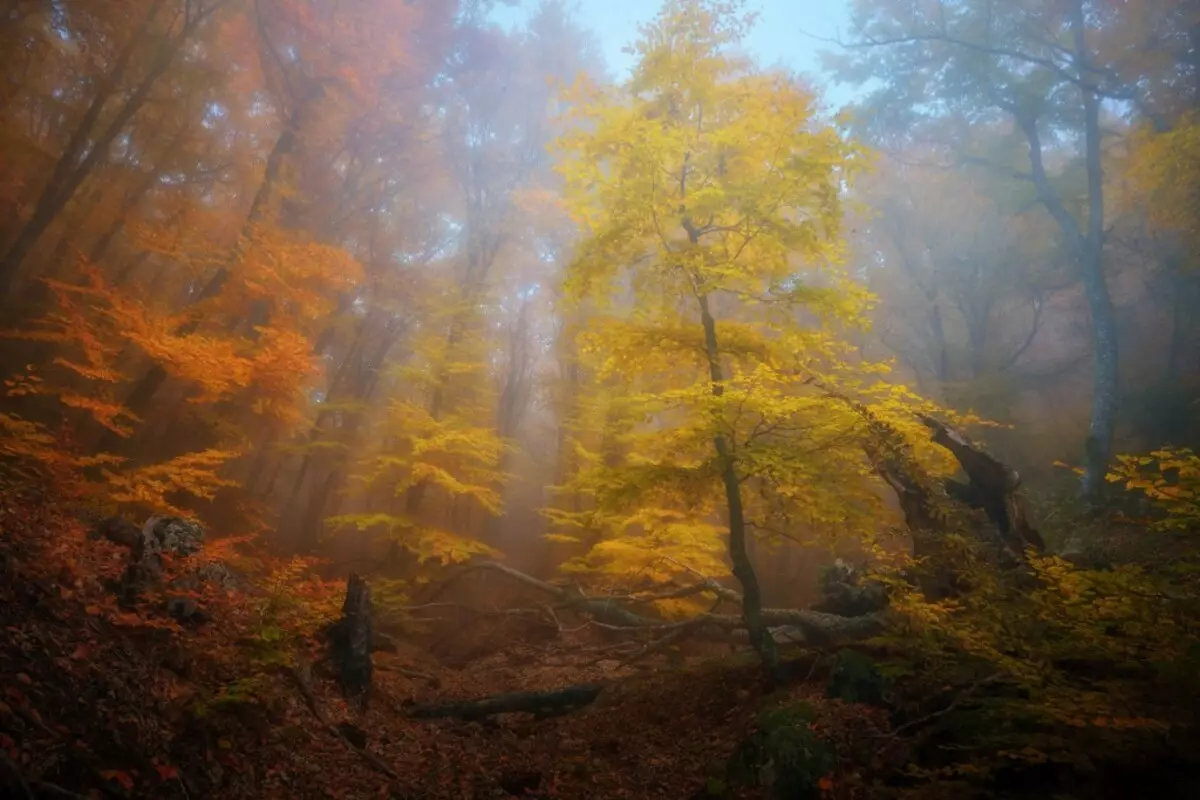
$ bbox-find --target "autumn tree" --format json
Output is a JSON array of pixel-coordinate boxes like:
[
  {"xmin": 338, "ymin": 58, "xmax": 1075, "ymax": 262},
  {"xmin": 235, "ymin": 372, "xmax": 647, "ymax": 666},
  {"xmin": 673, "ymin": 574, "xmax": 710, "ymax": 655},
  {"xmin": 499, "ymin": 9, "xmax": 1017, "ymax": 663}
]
[
  {"xmin": 851, "ymin": 142, "xmax": 1079, "ymax": 420},
  {"xmin": 0, "ymin": 0, "xmax": 233, "ymax": 300},
  {"xmin": 553, "ymin": 0, "xmax": 946, "ymax": 675},
  {"xmin": 827, "ymin": 0, "xmax": 1136, "ymax": 504},
  {"xmin": 322, "ymin": 4, "xmax": 602, "ymax": 570}
]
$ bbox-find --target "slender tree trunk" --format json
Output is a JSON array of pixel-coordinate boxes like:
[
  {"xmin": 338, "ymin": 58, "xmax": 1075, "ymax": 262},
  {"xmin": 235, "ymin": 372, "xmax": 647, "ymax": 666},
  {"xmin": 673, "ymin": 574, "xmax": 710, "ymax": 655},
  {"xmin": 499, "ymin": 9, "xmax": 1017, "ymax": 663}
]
[
  {"xmin": 697, "ymin": 290, "xmax": 780, "ymax": 680},
  {"xmin": 0, "ymin": 0, "xmax": 213, "ymax": 300},
  {"xmin": 1017, "ymin": 95, "xmax": 1117, "ymax": 507},
  {"xmin": 90, "ymin": 126, "xmax": 190, "ymax": 265},
  {"xmin": 929, "ymin": 300, "xmax": 949, "ymax": 385},
  {"xmin": 1070, "ymin": 1, "xmax": 1119, "ymax": 504}
]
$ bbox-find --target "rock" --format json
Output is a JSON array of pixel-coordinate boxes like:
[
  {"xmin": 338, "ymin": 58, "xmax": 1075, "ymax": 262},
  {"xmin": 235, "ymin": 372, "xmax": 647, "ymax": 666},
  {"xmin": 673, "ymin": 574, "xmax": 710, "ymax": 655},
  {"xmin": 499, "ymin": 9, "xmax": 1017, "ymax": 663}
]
[
  {"xmin": 813, "ymin": 559, "xmax": 889, "ymax": 617},
  {"xmin": 117, "ymin": 516, "xmax": 205, "ymax": 606},
  {"xmin": 171, "ymin": 560, "xmax": 244, "ymax": 593},
  {"xmin": 119, "ymin": 559, "xmax": 163, "ymax": 607},
  {"xmin": 144, "ymin": 516, "xmax": 205, "ymax": 556}
]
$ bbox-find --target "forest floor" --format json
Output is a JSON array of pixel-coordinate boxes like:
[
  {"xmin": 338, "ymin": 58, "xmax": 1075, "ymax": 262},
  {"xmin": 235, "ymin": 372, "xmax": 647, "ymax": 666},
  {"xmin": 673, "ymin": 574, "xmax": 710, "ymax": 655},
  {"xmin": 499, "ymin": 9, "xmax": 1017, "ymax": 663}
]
[{"xmin": 0, "ymin": 485, "xmax": 876, "ymax": 800}]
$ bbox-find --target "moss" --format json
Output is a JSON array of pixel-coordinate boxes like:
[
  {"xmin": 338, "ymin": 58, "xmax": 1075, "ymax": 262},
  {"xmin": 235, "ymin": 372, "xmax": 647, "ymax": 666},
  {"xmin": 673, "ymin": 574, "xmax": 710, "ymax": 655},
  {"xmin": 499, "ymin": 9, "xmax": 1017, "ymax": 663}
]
[
  {"xmin": 727, "ymin": 702, "xmax": 836, "ymax": 799},
  {"xmin": 826, "ymin": 649, "xmax": 887, "ymax": 707}
]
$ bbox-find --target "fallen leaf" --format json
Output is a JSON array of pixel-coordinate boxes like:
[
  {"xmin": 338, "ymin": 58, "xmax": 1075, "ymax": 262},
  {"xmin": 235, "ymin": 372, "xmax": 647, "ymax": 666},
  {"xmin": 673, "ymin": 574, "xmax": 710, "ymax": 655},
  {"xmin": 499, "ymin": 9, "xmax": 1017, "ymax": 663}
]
[
  {"xmin": 101, "ymin": 770, "xmax": 135, "ymax": 790},
  {"xmin": 155, "ymin": 764, "xmax": 180, "ymax": 781}
]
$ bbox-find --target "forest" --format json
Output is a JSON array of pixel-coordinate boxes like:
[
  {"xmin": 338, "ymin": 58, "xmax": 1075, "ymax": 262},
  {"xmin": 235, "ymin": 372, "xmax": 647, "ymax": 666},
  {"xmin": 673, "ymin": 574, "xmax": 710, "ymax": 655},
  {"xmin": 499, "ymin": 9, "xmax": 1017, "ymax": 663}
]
[{"xmin": 0, "ymin": 0, "xmax": 1198, "ymax": 797}]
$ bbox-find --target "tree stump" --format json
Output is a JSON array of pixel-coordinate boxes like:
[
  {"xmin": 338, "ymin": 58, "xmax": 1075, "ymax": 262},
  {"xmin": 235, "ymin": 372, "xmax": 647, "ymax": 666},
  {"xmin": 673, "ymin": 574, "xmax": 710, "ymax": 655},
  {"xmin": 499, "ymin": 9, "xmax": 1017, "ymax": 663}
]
[{"xmin": 329, "ymin": 573, "xmax": 374, "ymax": 710}]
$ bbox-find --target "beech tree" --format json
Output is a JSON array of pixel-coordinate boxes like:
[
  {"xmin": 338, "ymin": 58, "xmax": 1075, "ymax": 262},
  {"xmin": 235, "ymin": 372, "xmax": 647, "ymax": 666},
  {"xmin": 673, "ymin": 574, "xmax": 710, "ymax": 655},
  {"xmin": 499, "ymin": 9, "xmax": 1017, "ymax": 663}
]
[
  {"xmin": 853, "ymin": 143, "xmax": 1077, "ymax": 415},
  {"xmin": 827, "ymin": 0, "xmax": 1131, "ymax": 503},
  {"xmin": 552, "ymin": 0, "xmax": 948, "ymax": 674}
]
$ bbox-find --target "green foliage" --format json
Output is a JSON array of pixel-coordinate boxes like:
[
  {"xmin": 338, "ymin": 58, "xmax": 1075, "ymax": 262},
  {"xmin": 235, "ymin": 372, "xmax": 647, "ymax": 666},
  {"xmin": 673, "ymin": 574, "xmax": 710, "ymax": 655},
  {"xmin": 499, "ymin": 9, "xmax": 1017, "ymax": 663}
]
[
  {"xmin": 826, "ymin": 649, "xmax": 887, "ymax": 707},
  {"xmin": 727, "ymin": 701, "xmax": 836, "ymax": 799},
  {"xmin": 241, "ymin": 557, "xmax": 342, "ymax": 669},
  {"xmin": 191, "ymin": 675, "xmax": 270, "ymax": 720}
]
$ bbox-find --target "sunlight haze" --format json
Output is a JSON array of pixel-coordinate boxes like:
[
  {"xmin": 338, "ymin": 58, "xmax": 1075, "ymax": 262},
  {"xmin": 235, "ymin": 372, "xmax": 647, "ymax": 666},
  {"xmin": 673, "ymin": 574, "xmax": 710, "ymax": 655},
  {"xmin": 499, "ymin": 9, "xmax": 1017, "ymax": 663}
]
[
  {"xmin": 493, "ymin": 0, "xmax": 853, "ymax": 99},
  {"xmin": 1, "ymin": 0, "xmax": 1197, "ymax": 796}
]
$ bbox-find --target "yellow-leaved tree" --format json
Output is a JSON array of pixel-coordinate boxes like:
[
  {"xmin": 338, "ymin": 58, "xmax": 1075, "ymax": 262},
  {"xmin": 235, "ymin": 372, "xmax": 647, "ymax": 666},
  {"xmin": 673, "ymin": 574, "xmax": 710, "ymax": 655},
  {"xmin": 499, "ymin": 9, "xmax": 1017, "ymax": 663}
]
[
  {"xmin": 551, "ymin": 0, "xmax": 949, "ymax": 673},
  {"xmin": 327, "ymin": 276, "xmax": 506, "ymax": 573}
]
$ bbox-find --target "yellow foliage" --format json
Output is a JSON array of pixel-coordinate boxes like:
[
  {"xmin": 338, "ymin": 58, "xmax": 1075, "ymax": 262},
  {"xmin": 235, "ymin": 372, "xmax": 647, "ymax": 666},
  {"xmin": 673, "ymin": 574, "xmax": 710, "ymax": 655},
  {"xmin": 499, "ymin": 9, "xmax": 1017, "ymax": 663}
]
[
  {"xmin": 545, "ymin": 0, "xmax": 948, "ymax": 586},
  {"xmin": 1124, "ymin": 113, "xmax": 1200, "ymax": 256},
  {"xmin": 1108, "ymin": 448, "xmax": 1200, "ymax": 531},
  {"xmin": 325, "ymin": 513, "xmax": 500, "ymax": 566},
  {"xmin": 103, "ymin": 450, "xmax": 241, "ymax": 518}
]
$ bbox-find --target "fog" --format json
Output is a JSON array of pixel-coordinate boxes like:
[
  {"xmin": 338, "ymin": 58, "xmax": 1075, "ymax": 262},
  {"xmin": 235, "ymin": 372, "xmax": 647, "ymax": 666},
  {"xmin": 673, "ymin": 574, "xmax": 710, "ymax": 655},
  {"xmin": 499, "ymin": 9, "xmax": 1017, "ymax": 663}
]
[
  {"xmin": 1, "ymin": 1, "xmax": 1198, "ymax": 795},
  {"xmin": 2, "ymin": 0, "xmax": 1197, "ymax": 604}
]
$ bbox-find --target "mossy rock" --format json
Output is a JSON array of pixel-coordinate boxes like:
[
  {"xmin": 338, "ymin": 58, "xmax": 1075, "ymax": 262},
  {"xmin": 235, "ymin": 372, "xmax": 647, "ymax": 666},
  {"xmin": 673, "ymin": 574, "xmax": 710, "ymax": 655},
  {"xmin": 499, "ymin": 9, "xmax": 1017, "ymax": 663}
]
[
  {"xmin": 826, "ymin": 649, "xmax": 887, "ymax": 707},
  {"xmin": 726, "ymin": 702, "xmax": 835, "ymax": 799}
]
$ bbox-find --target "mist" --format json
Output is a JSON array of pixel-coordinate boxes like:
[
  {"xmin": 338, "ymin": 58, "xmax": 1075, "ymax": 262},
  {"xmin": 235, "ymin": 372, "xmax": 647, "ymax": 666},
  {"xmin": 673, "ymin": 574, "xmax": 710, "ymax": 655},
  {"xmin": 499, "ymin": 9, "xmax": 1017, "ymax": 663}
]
[{"xmin": 1, "ymin": 1, "xmax": 1198, "ymax": 798}]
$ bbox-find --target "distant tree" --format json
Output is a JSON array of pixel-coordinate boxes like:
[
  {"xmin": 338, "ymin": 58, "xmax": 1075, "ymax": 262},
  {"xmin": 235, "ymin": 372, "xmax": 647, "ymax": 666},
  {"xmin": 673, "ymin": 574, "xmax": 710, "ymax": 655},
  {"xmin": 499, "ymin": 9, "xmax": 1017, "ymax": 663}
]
[
  {"xmin": 827, "ymin": 0, "xmax": 1131, "ymax": 503},
  {"xmin": 853, "ymin": 143, "xmax": 1078, "ymax": 416}
]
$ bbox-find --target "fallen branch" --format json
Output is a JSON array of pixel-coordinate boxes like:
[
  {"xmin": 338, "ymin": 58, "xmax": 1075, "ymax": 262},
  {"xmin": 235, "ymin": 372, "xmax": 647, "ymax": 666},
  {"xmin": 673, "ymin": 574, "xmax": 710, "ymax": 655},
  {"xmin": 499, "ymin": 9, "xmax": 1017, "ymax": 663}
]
[
  {"xmin": 405, "ymin": 684, "xmax": 603, "ymax": 721},
  {"xmin": 391, "ymin": 664, "xmax": 439, "ymax": 685},
  {"xmin": 428, "ymin": 561, "xmax": 887, "ymax": 647},
  {"xmin": 615, "ymin": 617, "xmax": 707, "ymax": 667},
  {"xmin": 30, "ymin": 781, "xmax": 90, "ymax": 800},
  {"xmin": 285, "ymin": 664, "xmax": 401, "ymax": 781}
]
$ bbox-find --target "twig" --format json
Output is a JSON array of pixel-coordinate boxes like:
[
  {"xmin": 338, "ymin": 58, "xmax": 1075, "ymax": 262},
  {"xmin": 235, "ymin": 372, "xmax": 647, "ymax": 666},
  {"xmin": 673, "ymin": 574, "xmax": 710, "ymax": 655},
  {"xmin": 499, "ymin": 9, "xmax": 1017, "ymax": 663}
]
[
  {"xmin": 284, "ymin": 664, "xmax": 401, "ymax": 781},
  {"xmin": 392, "ymin": 665, "xmax": 438, "ymax": 684},
  {"xmin": 541, "ymin": 604, "xmax": 563, "ymax": 634},
  {"xmin": 30, "ymin": 781, "xmax": 90, "ymax": 800},
  {"xmin": 884, "ymin": 674, "xmax": 1002, "ymax": 740}
]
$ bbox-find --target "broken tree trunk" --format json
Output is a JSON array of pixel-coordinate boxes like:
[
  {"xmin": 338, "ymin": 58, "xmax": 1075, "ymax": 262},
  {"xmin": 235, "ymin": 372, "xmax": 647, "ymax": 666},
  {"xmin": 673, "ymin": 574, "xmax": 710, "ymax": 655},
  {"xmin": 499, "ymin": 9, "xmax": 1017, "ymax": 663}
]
[
  {"xmin": 405, "ymin": 684, "xmax": 603, "ymax": 721},
  {"xmin": 328, "ymin": 573, "xmax": 373, "ymax": 709},
  {"xmin": 918, "ymin": 414, "xmax": 1045, "ymax": 559}
]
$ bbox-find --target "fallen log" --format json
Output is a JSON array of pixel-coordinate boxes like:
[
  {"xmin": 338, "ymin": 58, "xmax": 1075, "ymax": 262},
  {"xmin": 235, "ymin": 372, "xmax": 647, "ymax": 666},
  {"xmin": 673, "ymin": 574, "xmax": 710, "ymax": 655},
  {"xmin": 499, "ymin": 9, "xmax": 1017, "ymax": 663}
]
[
  {"xmin": 422, "ymin": 560, "xmax": 888, "ymax": 648},
  {"xmin": 405, "ymin": 684, "xmax": 603, "ymax": 721}
]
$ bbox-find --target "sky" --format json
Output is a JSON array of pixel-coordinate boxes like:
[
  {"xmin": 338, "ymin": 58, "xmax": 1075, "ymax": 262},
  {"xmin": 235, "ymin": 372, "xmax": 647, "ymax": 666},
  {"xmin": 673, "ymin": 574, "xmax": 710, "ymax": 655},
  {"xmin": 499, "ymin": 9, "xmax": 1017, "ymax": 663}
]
[{"xmin": 491, "ymin": 0, "xmax": 858, "ymax": 107}]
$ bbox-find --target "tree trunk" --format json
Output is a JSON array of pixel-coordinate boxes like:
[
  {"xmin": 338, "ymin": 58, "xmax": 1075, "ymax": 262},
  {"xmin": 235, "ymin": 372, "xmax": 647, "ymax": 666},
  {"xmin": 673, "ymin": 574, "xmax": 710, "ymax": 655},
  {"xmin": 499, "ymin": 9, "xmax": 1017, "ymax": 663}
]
[
  {"xmin": 328, "ymin": 574, "xmax": 373, "ymax": 710},
  {"xmin": 0, "ymin": 0, "xmax": 208, "ymax": 300},
  {"xmin": 697, "ymin": 291, "xmax": 780, "ymax": 681},
  {"xmin": 405, "ymin": 684, "xmax": 602, "ymax": 721},
  {"xmin": 1003, "ymin": 2, "xmax": 1118, "ymax": 508},
  {"xmin": 1017, "ymin": 103, "xmax": 1117, "ymax": 508}
]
